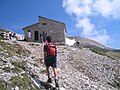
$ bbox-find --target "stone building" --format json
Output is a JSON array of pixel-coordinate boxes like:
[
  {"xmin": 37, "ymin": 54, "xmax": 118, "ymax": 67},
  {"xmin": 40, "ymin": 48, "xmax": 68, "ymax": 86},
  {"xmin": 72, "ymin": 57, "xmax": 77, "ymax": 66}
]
[{"xmin": 23, "ymin": 16, "xmax": 67, "ymax": 44}]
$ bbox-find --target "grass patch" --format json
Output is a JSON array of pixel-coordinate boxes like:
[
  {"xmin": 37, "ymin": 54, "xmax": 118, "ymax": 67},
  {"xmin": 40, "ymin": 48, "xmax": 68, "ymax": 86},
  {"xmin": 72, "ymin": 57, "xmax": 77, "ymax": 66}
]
[
  {"xmin": 2, "ymin": 67, "xmax": 11, "ymax": 72},
  {"xmin": 3, "ymin": 66, "xmax": 22, "ymax": 73},
  {"xmin": 9, "ymin": 74, "xmax": 44, "ymax": 90},
  {"xmin": 3, "ymin": 65, "xmax": 22, "ymax": 74},
  {"xmin": 90, "ymin": 48, "xmax": 115, "ymax": 60},
  {"xmin": 106, "ymin": 50, "xmax": 120, "ymax": 60},
  {"xmin": 0, "ymin": 80, "xmax": 7, "ymax": 90},
  {"xmin": 0, "ymin": 28, "xmax": 10, "ymax": 33},
  {"xmin": 112, "ymin": 49, "xmax": 120, "ymax": 53},
  {"xmin": 107, "ymin": 53, "xmax": 120, "ymax": 60},
  {"xmin": 0, "ymin": 38, "xmax": 30, "ymax": 57},
  {"xmin": 88, "ymin": 46, "xmax": 120, "ymax": 60},
  {"xmin": 10, "ymin": 75, "xmax": 30, "ymax": 89},
  {"xmin": 11, "ymin": 67, "xmax": 22, "ymax": 73},
  {"xmin": 11, "ymin": 61, "xmax": 28, "ymax": 71}
]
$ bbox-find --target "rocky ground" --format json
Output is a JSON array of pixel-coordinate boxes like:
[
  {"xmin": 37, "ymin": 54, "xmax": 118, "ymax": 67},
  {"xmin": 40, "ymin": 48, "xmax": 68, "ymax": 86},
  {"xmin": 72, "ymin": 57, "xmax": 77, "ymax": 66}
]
[{"xmin": 0, "ymin": 39, "xmax": 120, "ymax": 90}]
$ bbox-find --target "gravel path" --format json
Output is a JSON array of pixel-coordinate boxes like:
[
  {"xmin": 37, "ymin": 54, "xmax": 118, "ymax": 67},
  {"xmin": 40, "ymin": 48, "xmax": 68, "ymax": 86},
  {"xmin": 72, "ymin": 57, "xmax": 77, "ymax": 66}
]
[{"xmin": 16, "ymin": 41, "xmax": 120, "ymax": 90}]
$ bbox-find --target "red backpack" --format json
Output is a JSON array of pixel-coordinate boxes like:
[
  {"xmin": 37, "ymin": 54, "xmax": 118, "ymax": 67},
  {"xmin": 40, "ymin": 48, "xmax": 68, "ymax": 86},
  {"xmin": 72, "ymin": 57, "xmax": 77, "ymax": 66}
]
[{"xmin": 46, "ymin": 42, "xmax": 56, "ymax": 56}]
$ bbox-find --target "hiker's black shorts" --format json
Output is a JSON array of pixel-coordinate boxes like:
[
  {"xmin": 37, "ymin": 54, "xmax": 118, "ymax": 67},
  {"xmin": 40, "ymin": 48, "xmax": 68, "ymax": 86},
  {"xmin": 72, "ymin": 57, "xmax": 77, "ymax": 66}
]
[{"xmin": 45, "ymin": 56, "xmax": 57, "ymax": 68}]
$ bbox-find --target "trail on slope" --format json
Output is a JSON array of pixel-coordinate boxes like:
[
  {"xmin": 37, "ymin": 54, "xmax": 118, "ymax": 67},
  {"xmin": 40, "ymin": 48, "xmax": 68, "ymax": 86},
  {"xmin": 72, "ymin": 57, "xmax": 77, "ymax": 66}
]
[{"xmin": 18, "ymin": 41, "xmax": 119, "ymax": 90}]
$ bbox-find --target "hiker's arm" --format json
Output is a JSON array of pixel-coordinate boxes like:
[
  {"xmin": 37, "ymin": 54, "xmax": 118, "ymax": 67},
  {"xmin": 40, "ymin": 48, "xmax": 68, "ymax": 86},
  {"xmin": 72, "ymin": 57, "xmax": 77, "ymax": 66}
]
[
  {"xmin": 44, "ymin": 51, "xmax": 47, "ymax": 59},
  {"xmin": 44, "ymin": 45, "xmax": 47, "ymax": 65},
  {"xmin": 44, "ymin": 51, "xmax": 46, "ymax": 63},
  {"xmin": 55, "ymin": 46, "xmax": 57, "ymax": 57}
]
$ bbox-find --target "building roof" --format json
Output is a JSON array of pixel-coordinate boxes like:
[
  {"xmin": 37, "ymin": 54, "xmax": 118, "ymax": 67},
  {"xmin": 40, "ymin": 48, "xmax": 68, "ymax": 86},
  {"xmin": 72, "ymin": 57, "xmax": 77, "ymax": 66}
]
[
  {"xmin": 23, "ymin": 23, "xmax": 39, "ymax": 30},
  {"xmin": 23, "ymin": 16, "xmax": 67, "ymax": 32},
  {"xmin": 39, "ymin": 16, "xmax": 65, "ymax": 25}
]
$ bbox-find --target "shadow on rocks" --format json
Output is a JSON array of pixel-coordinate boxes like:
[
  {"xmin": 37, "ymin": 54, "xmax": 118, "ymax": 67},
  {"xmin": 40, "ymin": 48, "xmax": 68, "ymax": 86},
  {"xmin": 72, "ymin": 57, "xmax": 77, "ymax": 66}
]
[{"xmin": 33, "ymin": 77, "xmax": 56, "ymax": 90}]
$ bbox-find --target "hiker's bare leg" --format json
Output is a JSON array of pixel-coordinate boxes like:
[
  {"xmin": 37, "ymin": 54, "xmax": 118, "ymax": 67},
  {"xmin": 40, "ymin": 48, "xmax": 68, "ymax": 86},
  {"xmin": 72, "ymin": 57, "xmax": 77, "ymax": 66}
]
[
  {"xmin": 53, "ymin": 67, "xmax": 58, "ymax": 79},
  {"xmin": 46, "ymin": 67, "xmax": 52, "ymax": 83},
  {"xmin": 53, "ymin": 67, "xmax": 59, "ymax": 87},
  {"xmin": 46, "ymin": 67, "xmax": 50, "ymax": 78}
]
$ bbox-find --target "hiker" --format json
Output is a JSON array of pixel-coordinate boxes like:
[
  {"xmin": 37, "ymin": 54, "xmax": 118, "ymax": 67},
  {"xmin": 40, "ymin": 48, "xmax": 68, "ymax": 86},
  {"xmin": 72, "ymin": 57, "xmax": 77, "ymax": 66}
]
[
  {"xmin": 40, "ymin": 33, "xmax": 43, "ymax": 43},
  {"xmin": 44, "ymin": 36, "xmax": 59, "ymax": 88},
  {"xmin": 9, "ymin": 32, "xmax": 12, "ymax": 39},
  {"xmin": 76, "ymin": 40, "xmax": 80, "ymax": 47},
  {"xmin": 43, "ymin": 31, "xmax": 47, "ymax": 43},
  {"xmin": 12, "ymin": 33, "xmax": 18, "ymax": 40},
  {"xmin": 27, "ymin": 30, "xmax": 31, "ymax": 42}
]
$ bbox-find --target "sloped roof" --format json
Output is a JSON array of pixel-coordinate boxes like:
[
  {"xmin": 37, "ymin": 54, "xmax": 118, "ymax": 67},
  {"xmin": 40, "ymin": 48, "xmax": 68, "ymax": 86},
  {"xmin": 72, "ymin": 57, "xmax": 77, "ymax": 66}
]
[
  {"xmin": 23, "ymin": 23, "xmax": 39, "ymax": 30},
  {"xmin": 23, "ymin": 16, "xmax": 67, "ymax": 32},
  {"xmin": 39, "ymin": 16, "xmax": 65, "ymax": 24}
]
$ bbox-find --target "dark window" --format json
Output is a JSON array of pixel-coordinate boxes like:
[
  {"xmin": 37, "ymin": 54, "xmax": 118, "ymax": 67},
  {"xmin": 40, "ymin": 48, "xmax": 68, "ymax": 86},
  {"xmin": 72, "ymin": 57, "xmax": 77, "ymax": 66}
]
[
  {"xmin": 42, "ymin": 23, "xmax": 47, "ymax": 25},
  {"xmin": 34, "ymin": 31, "xmax": 39, "ymax": 41}
]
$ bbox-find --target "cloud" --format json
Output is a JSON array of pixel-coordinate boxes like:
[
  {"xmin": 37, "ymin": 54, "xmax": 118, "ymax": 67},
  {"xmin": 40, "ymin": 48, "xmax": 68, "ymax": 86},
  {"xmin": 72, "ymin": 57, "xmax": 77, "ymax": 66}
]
[
  {"xmin": 63, "ymin": 0, "xmax": 120, "ymax": 18},
  {"xmin": 62, "ymin": 0, "xmax": 93, "ymax": 17},
  {"xmin": 76, "ymin": 18, "xmax": 96, "ymax": 37},
  {"xmin": 76, "ymin": 18, "xmax": 110, "ymax": 45},
  {"xmin": 93, "ymin": 0, "xmax": 120, "ymax": 18},
  {"xmin": 62, "ymin": 0, "xmax": 120, "ymax": 45}
]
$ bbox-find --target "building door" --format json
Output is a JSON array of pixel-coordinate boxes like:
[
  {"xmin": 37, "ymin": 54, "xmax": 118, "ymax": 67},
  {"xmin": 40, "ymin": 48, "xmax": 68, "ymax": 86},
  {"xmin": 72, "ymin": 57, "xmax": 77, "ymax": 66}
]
[{"xmin": 34, "ymin": 31, "xmax": 39, "ymax": 41}]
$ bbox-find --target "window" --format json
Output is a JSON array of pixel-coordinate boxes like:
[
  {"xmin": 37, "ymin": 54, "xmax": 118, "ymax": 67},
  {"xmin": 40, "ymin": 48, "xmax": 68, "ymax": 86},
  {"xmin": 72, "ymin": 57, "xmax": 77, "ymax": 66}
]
[{"xmin": 42, "ymin": 23, "xmax": 47, "ymax": 25}]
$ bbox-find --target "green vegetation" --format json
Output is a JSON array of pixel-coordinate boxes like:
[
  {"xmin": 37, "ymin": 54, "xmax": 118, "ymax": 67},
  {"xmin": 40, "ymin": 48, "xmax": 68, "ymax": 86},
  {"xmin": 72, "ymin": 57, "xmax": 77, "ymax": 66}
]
[
  {"xmin": 0, "ymin": 74, "xmax": 44, "ymax": 90},
  {"xmin": 90, "ymin": 47, "xmax": 120, "ymax": 60},
  {"xmin": 0, "ymin": 38, "xmax": 30, "ymax": 57},
  {"xmin": 3, "ymin": 61, "xmax": 26, "ymax": 73},
  {"xmin": 0, "ymin": 37, "xmax": 8, "ymax": 40},
  {"xmin": 11, "ymin": 67, "xmax": 22, "ymax": 73},
  {"xmin": 0, "ymin": 31, "xmax": 44, "ymax": 89},
  {"xmin": 3, "ymin": 66, "xmax": 22, "ymax": 74},
  {"xmin": 90, "ymin": 48, "xmax": 115, "ymax": 60},
  {"xmin": 0, "ymin": 80, "xmax": 7, "ymax": 90},
  {"xmin": 0, "ymin": 28, "xmax": 10, "ymax": 33},
  {"xmin": 9, "ymin": 74, "xmax": 44, "ymax": 90},
  {"xmin": 11, "ymin": 61, "xmax": 27, "ymax": 71},
  {"xmin": 107, "ymin": 50, "xmax": 120, "ymax": 60},
  {"xmin": 12, "ymin": 61, "xmax": 26, "ymax": 68},
  {"xmin": 3, "ymin": 67, "xmax": 11, "ymax": 72},
  {"xmin": 10, "ymin": 75, "xmax": 31, "ymax": 89},
  {"xmin": 113, "ymin": 49, "xmax": 120, "ymax": 53}
]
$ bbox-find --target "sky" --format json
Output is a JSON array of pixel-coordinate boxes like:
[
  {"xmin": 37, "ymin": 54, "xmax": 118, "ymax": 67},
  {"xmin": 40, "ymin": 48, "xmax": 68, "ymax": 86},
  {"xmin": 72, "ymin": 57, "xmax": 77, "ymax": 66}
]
[{"xmin": 0, "ymin": 0, "xmax": 120, "ymax": 49}]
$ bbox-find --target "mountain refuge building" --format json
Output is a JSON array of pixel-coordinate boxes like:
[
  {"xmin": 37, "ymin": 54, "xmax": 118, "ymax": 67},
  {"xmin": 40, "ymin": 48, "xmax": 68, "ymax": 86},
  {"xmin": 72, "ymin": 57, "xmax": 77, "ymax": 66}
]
[{"xmin": 23, "ymin": 16, "xmax": 67, "ymax": 44}]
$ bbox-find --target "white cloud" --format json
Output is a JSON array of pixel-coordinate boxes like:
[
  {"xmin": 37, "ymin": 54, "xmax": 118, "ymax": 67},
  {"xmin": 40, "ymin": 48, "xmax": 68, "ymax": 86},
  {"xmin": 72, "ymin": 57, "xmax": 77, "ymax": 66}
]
[
  {"xmin": 63, "ymin": 0, "xmax": 120, "ymax": 18},
  {"xmin": 62, "ymin": 0, "xmax": 93, "ymax": 17},
  {"xmin": 76, "ymin": 18, "xmax": 110, "ymax": 45},
  {"xmin": 76, "ymin": 18, "xmax": 96, "ymax": 37},
  {"xmin": 93, "ymin": 0, "xmax": 112, "ymax": 18},
  {"xmin": 93, "ymin": 0, "xmax": 120, "ymax": 18},
  {"xmin": 111, "ymin": 0, "xmax": 120, "ymax": 18},
  {"xmin": 62, "ymin": 0, "xmax": 120, "ymax": 45}
]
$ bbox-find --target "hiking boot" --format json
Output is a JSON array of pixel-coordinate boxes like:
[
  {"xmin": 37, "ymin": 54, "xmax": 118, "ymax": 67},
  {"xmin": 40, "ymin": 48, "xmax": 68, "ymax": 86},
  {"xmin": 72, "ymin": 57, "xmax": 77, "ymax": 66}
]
[
  {"xmin": 55, "ymin": 79, "xmax": 59, "ymax": 87},
  {"xmin": 47, "ymin": 78, "xmax": 52, "ymax": 83}
]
